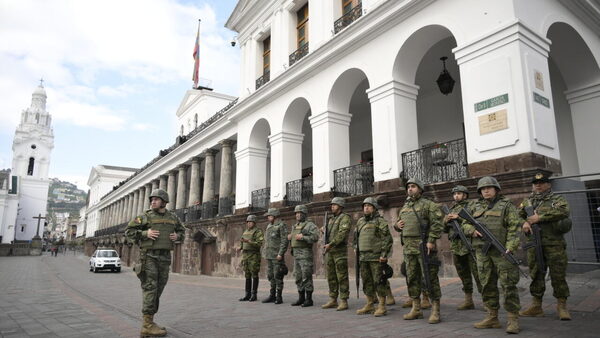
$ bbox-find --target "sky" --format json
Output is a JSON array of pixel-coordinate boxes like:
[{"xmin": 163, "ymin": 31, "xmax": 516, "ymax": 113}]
[{"xmin": 0, "ymin": 0, "xmax": 240, "ymax": 190}]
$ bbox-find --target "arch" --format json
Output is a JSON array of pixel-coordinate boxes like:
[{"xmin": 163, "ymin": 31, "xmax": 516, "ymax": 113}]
[
  {"xmin": 327, "ymin": 68, "xmax": 370, "ymax": 113},
  {"xmin": 27, "ymin": 157, "xmax": 35, "ymax": 176},
  {"xmin": 282, "ymin": 97, "xmax": 311, "ymax": 134},
  {"xmin": 248, "ymin": 118, "xmax": 271, "ymax": 148}
]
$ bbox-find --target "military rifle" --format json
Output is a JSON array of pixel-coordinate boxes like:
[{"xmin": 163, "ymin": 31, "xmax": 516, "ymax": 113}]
[
  {"xmin": 458, "ymin": 208, "xmax": 529, "ymax": 278},
  {"xmin": 410, "ymin": 202, "xmax": 438, "ymax": 296},
  {"xmin": 323, "ymin": 211, "xmax": 329, "ymax": 256},
  {"xmin": 441, "ymin": 205, "xmax": 475, "ymax": 260},
  {"xmin": 522, "ymin": 206, "xmax": 546, "ymax": 278},
  {"xmin": 355, "ymin": 226, "xmax": 360, "ymax": 299}
]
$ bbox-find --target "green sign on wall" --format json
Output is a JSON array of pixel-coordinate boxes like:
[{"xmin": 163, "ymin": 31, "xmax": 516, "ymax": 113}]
[
  {"xmin": 474, "ymin": 93, "xmax": 509, "ymax": 112},
  {"xmin": 533, "ymin": 92, "xmax": 550, "ymax": 108}
]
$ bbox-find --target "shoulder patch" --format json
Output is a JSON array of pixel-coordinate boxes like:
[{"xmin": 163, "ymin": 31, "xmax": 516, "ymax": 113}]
[{"xmin": 135, "ymin": 217, "xmax": 142, "ymax": 224}]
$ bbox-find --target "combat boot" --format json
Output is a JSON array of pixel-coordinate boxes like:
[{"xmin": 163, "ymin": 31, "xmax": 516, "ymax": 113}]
[
  {"xmin": 506, "ymin": 312, "xmax": 520, "ymax": 334},
  {"xmin": 262, "ymin": 288, "xmax": 276, "ymax": 303},
  {"xmin": 557, "ymin": 298, "xmax": 571, "ymax": 320},
  {"xmin": 386, "ymin": 288, "xmax": 396, "ymax": 305},
  {"xmin": 428, "ymin": 300, "xmax": 441, "ymax": 324},
  {"xmin": 274, "ymin": 289, "xmax": 283, "ymax": 304},
  {"xmin": 421, "ymin": 293, "xmax": 431, "ymax": 309},
  {"xmin": 474, "ymin": 307, "xmax": 501, "ymax": 329},
  {"xmin": 337, "ymin": 299, "xmax": 348, "ymax": 311},
  {"xmin": 457, "ymin": 292, "xmax": 475, "ymax": 310},
  {"xmin": 356, "ymin": 295, "xmax": 375, "ymax": 315},
  {"xmin": 321, "ymin": 297, "xmax": 338, "ymax": 309},
  {"xmin": 302, "ymin": 291, "xmax": 313, "ymax": 307},
  {"xmin": 149, "ymin": 315, "xmax": 165, "ymax": 331},
  {"xmin": 374, "ymin": 296, "xmax": 387, "ymax": 317},
  {"xmin": 519, "ymin": 296, "xmax": 544, "ymax": 317},
  {"xmin": 140, "ymin": 315, "xmax": 166, "ymax": 337},
  {"xmin": 249, "ymin": 277, "xmax": 259, "ymax": 301},
  {"xmin": 239, "ymin": 278, "xmax": 251, "ymax": 301},
  {"xmin": 401, "ymin": 297, "xmax": 413, "ymax": 308},
  {"xmin": 291, "ymin": 291, "xmax": 305, "ymax": 306},
  {"xmin": 403, "ymin": 298, "xmax": 423, "ymax": 320}
]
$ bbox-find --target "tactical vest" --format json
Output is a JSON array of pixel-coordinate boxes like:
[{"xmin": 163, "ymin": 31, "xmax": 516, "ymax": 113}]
[
  {"xmin": 265, "ymin": 222, "xmax": 283, "ymax": 247},
  {"xmin": 399, "ymin": 198, "xmax": 428, "ymax": 237},
  {"xmin": 140, "ymin": 211, "xmax": 177, "ymax": 250},
  {"xmin": 327, "ymin": 213, "xmax": 350, "ymax": 247},
  {"xmin": 291, "ymin": 222, "xmax": 310, "ymax": 248},
  {"xmin": 357, "ymin": 216, "xmax": 381, "ymax": 254},
  {"xmin": 241, "ymin": 227, "xmax": 260, "ymax": 252},
  {"xmin": 472, "ymin": 198, "xmax": 510, "ymax": 246},
  {"xmin": 528, "ymin": 193, "xmax": 569, "ymax": 245}
]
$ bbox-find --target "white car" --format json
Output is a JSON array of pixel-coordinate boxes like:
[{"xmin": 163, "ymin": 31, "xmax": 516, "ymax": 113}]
[{"xmin": 89, "ymin": 249, "xmax": 121, "ymax": 273}]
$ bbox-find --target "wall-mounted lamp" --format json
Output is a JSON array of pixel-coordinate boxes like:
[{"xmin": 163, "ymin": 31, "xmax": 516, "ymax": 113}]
[
  {"xmin": 230, "ymin": 35, "xmax": 238, "ymax": 47},
  {"xmin": 436, "ymin": 56, "xmax": 455, "ymax": 95}
]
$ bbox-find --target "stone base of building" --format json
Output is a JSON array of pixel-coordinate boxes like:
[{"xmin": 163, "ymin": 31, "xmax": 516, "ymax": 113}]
[
  {"xmin": 468, "ymin": 152, "xmax": 562, "ymax": 178},
  {"xmin": 374, "ymin": 177, "xmax": 401, "ymax": 193}
]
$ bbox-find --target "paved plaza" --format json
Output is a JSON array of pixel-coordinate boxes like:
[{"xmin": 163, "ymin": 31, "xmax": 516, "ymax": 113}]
[{"xmin": 0, "ymin": 253, "xmax": 599, "ymax": 337}]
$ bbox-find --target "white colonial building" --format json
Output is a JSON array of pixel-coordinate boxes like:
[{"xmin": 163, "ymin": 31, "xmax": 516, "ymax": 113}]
[{"xmin": 90, "ymin": 0, "xmax": 600, "ymax": 235}]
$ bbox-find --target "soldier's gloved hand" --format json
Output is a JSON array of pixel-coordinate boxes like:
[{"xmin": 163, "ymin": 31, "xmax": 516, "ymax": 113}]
[
  {"xmin": 522, "ymin": 222, "xmax": 532, "ymax": 234},
  {"xmin": 147, "ymin": 229, "xmax": 160, "ymax": 240},
  {"xmin": 169, "ymin": 232, "xmax": 178, "ymax": 241}
]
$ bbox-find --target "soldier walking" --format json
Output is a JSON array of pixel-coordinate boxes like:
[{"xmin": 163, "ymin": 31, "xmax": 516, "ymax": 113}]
[
  {"xmin": 519, "ymin": 172, "xmax": 572, "ymax": 320},
  {"xmin": 462, "ymin": 176, "xmax": 523, "ymax": 334},
  {"xmin": 354, "ymin": 197, "xmax": 393, "ymax": 317},
  {"xmin": 444, "ymin": 185, "xmax": 482, "ymax": 310},
  {"xmin": 125, "ymin": 189, "xmax": 187, "ymax": 338},
  {"xmin": 288, "ymin": 204, "xmax": 319, "ymax": 307},
  {"xmin": 322, "ymin": 197, "xmax": 352, "ymax": 311},
  {"xmin": 396, "ymin": 178, "xmax": 443, "ymax": 324},
  {"xmin": 237, "ymin": 215, "xmax": 264, "ymax": 302},
  {"xmin": 261, "ymin": 208, "xmax": 288, "ymax": 305}
]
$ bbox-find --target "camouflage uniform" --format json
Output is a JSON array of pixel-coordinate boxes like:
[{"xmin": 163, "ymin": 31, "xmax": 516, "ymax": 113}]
[
  {"xmin": 325, "ymin": 211, "xmax": 352, "ymax": 300},
  {"xmin": 241, "ymin": 225, "xmax": 264, "ymax": 279},
  {"xmin": 290, "ymin": 206, "xmax": 319, "ymax": 296},
  {"xmin": 263, "ymin": 209, "xmax": 288, "ymax": 303},
  {"xmin": 354, "ymin": 212, "xmax": 392, "ymax": 298}
]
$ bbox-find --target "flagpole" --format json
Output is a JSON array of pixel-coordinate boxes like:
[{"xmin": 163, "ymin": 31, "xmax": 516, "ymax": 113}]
[{"xmin": 192, "ymin": 19, "xmax": 201, "ymax": 89}]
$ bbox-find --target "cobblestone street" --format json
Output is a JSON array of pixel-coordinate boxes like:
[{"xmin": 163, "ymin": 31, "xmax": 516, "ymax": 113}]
[{"xmin": 1, "ymin": 253, "xmax": 599, "ymax": 337}]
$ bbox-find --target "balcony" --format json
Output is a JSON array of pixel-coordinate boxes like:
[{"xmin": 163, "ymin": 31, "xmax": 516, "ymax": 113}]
[
  {"xmin": 285, "ymin": 176, "xmax": 313, "ymax": 206},
  {"xmin": 201, "ymin": 200, "xmax": 219, "ymax": 219},
  {"xmin": 218, "ymin": 196, "xmax": 235, "ymax": 216},
  {"xmin": 255, "ymin": 71, "xmax": 270, "ymax": 90},
  {"xmin": 334, "ymin": 3, "xmax": 363, "ymax": 34},
  {"xmin": 400, "ymin": 138, "xmax": 468, "ymax": 184},
  {"xmin": 333, "ymin": 162, "xmax": 374, "ymax": 197},
  {"xmin": 289, "ymin": 43, "xmax": 309, "ymax": 67},
  {"xmin": 251, "ymin": 187, "xmax": 270, "ymax": 211},
  {"xmin": 94, "ymin": 222, "xmax": 127, "ymax": 237}
]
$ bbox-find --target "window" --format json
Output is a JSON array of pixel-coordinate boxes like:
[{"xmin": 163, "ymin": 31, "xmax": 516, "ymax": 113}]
[
  {"xmin": 27, "ymin": 157, "xmax": 35, "ymax": 176},
  {"xmin": 194, "ymin": 114, "xmax": 198, "ymax": 128},
  {"xmin": 297, "ymin": 3, "xmax": 309, "ymax": 47},
  {"xmin": 263, "ymin": 36, "xmax": 271, "ymax": 75},
  {"xmin": 342, "ymin": 0, "xmax": 360, "ymax": 14}
]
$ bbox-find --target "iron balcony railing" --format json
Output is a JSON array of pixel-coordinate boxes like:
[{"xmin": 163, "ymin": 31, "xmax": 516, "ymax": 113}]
[
  {"xmin": 333, "ymin": 162, "xmax": 374, "ymax": 197},
  {"xmin": 289, "ymin": 43, "xmax": 309, "ymax": 67},
  {"xmin": 333, "ymin": 3, "xmax": 363, "ymax": 34},
  {"xmin": 218, "ymin": 196, "xmax": 235, "ymax": 216},
  {"xmin": 255, "ymin": 71, "xmax": 270, "ymax": 90},
  {"xmin": 202, "ymin": 200, "xmax": 219, "ymax": 219},
  {"xmin": 400, "ymin": 138, "xmax": 468, "ymax": 185},
  {"xmin": 251, "ymin": 187, "xmax": 271, "ymax": 211},
  {"xmin": 94, "ymin": 222, "xmax": 127, "ymax": 237},
  {"xmin": 286, "ymin": 176, "xmax": 313, "ymax": 206}
]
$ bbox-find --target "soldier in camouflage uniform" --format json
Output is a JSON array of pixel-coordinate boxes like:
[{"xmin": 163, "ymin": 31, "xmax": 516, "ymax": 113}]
[
  {"xmin": 322, "ymin": 197, "xmax": 352, "ymax": 311},
  {"xmin": 396, "ymin": 178, "xmax": 443, "ymax": 324},
  {"xmin": 125, "ymin": 189, "xmax": 187, "ymax": 337},
  {"xmin": 261, "ymin": 208, "xmax": 288, "ymax": 305},
  {"xmin": 353, "ymin": 197, "xmax": 393, "ymax": 317},
  {"xmin": 237, "ymin": 214, "xmax": 264, "ymax": 302},
  {"xmin": 444, "ymin": 185, "xmax": 482, "ymax": 310},
  {"xmin": 288, "ymin": 204, "xmax": 319, "ymax": 307},
  {"xmin": 462, "ymin": 176, "xmax": 523, "ymax": 334},
  {"xmin": 519, "ymin": 172, "xmax": 572, "ymax": 320}
]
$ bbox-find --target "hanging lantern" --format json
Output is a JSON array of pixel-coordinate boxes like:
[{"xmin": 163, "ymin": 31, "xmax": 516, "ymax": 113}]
[{"xmin": 436, "ymin": 56, "xmax": 455, "ymax": 95}]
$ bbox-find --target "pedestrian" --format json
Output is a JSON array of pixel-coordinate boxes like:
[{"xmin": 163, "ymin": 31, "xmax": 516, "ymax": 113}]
[
  {"xmin": 396, "ymin": 178, "xmax": 443, "ymax": 324},
  {"xmin": 461, "ymin": 176, "xmax": 523, "ymax": 334},
  {"xmin": 443, "ymin": 185, "xmax": 482, "ymax": 310},
  {"xmin": 519, "ymin": 172, "xmax": 572, "ymax": 320},
  {"xmin": 124, "ymin": 189, "xmax": 187, "ymax": 338},
  {"xmin": 354, "ymin": 197, "xmax": 393, "ymax": 317},
  {"xmin": 322, "ymin": 197, "xmax": 352, "ymax": 311},
  {"xmin": 261, "ymin": 208, "xmax": 288, "ymax": 304},
  {"xmin": 237, "ymin": 214, "xmax": 264, "ymax": 302},
  {"xmin": 288, "ymin": 204, "xmax": 319, "ymax": 307}
]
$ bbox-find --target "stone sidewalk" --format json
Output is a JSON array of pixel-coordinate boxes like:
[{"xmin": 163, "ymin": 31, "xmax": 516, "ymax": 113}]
[{"xmin": 1, "ymin": 253, "xmax": 599, "ymax": 337}]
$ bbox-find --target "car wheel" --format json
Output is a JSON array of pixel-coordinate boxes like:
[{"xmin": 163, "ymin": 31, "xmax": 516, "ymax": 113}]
[
  {"xmin": 115, "ymin": 268, "xmax": 121, "ymax": 273},
  {"xmin": 89, "ymin": 265, "xmax": 93, "ymax": 272},
  {"xmin": 93, "ymin": 266, "xmax": 98, "ymax": 273}
]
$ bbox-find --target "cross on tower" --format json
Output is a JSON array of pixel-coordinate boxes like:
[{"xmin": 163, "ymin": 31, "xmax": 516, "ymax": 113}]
[
  {"xmin": 39, "ymin": 78, "xmax": 44, "ymax": 87},
  {"xmin": 32, "ymin": 213, "xmax": 46, "ymax": 239}
]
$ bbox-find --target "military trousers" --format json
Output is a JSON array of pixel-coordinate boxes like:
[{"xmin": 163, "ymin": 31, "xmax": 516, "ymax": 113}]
[
  {"xmin": 294, "ymin": 258, "xmax": 314, "ymax": 292},
  {"xmin": 527, "ymin": 243, "xmax": 570, "ymax": 299},
  {"xmin": 326, "ymin": 252, "xmax": 349, "ymax": 299},
  {"xmin": 453, "ymin": 252, "xmax": 482, "ymax": 294},
  {"xmin": 138, "ymin": 250, "xmax": 171, "ymax": 315},
  {"xmin": 241, "ymin": 251, "xmax": 261, "ymax": 278},
  {"xmin": 476, "ymin": 248, "xmax": 520, "ymax": 313},
  {"xmin": 266, "ymin": 258, "xmax": 285, "ymax": 291},
  {"xmin": 359, "ymin": 261, "xmax": 386, "ymax": 298},
  {"xmin": 404, "ymin": 252, "xmax": 441, "ymax": 300}
]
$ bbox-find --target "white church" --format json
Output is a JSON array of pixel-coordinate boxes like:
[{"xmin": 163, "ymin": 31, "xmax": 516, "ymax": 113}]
[{"xmin": 0, "ymin": 83, "xmax": 54, "ymax": 244}]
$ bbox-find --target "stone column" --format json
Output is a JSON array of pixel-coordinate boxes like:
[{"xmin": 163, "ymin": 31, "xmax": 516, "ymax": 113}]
[
  {"xmin": 137, "ymin": 187, "xmax": 145, "ymax": 215},
  {"xmin": 108, "ymin": 204, "xmax": 114, "ymax": 228},
  {"xmin": 117, "ymin": 199, "xmax": 124, "ymax": 223},
  {"xmin": 234, "ymin": 146, "xmax": 269, "ymax": 210},
  {"xmin": 122, "ymin": 195, "xmax": 129, "ymax": 223},
  {"xmin": 128, "ymin": 192, "xmax": 135, "ymax": 220},
  {"xmin": 218, "ymin": 140, "xmax": 235, "ymax": 207},
  {"xmin": 202, "ymin": 149, "xmax": 218, "ymax": 203},
  {"xmin": 268, "ymin": 132, "xmax": 303, "ymax": 203},
  {"xmin": 188, "ymin": 157, "xmax": 202, "ymax": 206},
  {"xmin": 143, "ymin": 184, "xmax": 152, "ymax": 212},
  {"xmin": 167, "ymin": 170, "xmax": 177, "ymax": 210},
  {"xmin": 132, "ymin": 190, "xmax": 140, "ymax": 219},
  {"xmin": 159, "ymin": 175, "xmax": 168, "ymax": 191},
  {"xmin": 152, "ymin": 179, "xmax": 159, "ymax": 191},
  {"xmin": 176, "ymin": 165, "xmax": 188, "ymax": 209}
]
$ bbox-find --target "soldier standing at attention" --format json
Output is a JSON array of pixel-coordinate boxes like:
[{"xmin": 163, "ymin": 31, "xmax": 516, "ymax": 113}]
[
  {"xmin": 237, "ymin": 215, "xmax": 264, "ymax": 302},
  {"xmin": 462, "ymin": 176, "xmax": 523, "ymax": 334},
  {"xmin": 519, "ymin": 172, "xmax": 572, "ymax": 320},
  {"xmin": 396, "ymin": 178, "xmax": 443, "ymax": 324},
  {"xmin": 125, "ymin": 189, "xmax": 186, "ymax": 338},
  {"xmin": 444, "ymin": 185, "xmax": 482, "ymax": 310},
  {"xmin": 354, "ymin": 197, "xmax": 393, "ymax": 317},
  {"xmin": 288, "ymin": 204, "xmax": 319, "ymax": 307},
  {"xmin": 322, "ymin": 197, "xmax": 352, "ymax": 311},
  {"xmin": 261, "ymin": 208, "xmax": 288, "ymax": 305}
]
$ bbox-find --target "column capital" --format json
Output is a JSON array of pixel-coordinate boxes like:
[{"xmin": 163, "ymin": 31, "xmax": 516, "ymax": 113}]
[
  {"xmin": 178, "ymin": 164, "xmax": 188, "ymax": 171},
  {"xmin": 219, "ymin": 139, "xmax": 236, "ymax": 148},
  {"xmin": 190, "ymin": 156, "xmax": 202, "ymax": 163},
  {"xmin": 235, "ymin": 146, "xmax": 269, "ymax": 160},
  {"xmin": 309, "ymin": 111, "xmax": 352, "ymax": 129},
  {"xmin": 203, "ymin": 148, "xmax": 219, "ymax": 157},
  {"xmin": 168, "ymin": 169, "xmax": 178, "ymax": 176},
  {"xmin": 565, "ymin": 81, "xmax": 600, "ymax": 104},
  {"xmin": 366, "ymin": 80, "xmax": 419, "ymax": 102},
  {"xmin": 268, "ymin": 131, "xmax": 304, "ymax": 146}
]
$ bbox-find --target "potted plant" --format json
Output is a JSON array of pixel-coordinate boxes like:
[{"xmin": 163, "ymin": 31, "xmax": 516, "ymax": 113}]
[{"xmin": 430, "ymin": 143, "xmax": 449, "ymax": 162}]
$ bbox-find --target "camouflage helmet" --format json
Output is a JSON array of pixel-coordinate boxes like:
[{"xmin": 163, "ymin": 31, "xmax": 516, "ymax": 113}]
[
  {"xmin": 451, "ymin": 185, "xmax": 469, "ymax": 196},
  {"xmin": 294, "ymin": 204, "xmax": 308, "ymax": 215},
  {"xmin": 477, "ymin": 176, "xmax": 501, "ymax": 192},
  {"xmin": 362, "ymin": 197, "xmax": 380, "ymax": 210},
  {"xmin": 149, "ymin": 189, "xmax": 169, "ymax": 203},
  {"xmin": 330, "ymin": 197, "xmax": 345, "ymax": 208},
  {"xmin": 264, "ymin": 208, "xmax": 280, "ymax": 217},
  {"xmin": 405, "ymin": 177, "xmax": 425, "ymax": 191},
  {"xmin": 246, "ymin": 214, "xmax": 257, "ymax": 223}
]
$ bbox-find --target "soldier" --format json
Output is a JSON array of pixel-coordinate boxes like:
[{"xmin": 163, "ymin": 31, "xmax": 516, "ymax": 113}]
[
  {"xmin": 125, "ymin": 189, "xmax": 186, "ymax": 338},
  {"xmin": 462, "ymin": 176, "xmax": 523, "ymax": 334},
  {"xmin": 396, "ymin": 178, "xmax": 443, "ymax": 324},
  {"xmin": 353, "ymin": 197, "xmax": 393, "ymax": 317},
  {"xmin": 287, "ymin": 204, "xmax": 319, "ymax": 307},
  {"xmin": 237, "ymin": 214, "xmax": 264, "ymax": 302},
  {"xmin": 444, "ymin": 185, "xmax": 482, "ymax": 310},
  {"xmin": 519, "ymin": 172, "xmax": 572, "ymax": 320},
  {"xmin": 261, "ymin": 208, "xmax": 288, "ymax": 305},
  {"xmin": 322, "ymin": 197, "xmax": 352, "ymax": 311}
]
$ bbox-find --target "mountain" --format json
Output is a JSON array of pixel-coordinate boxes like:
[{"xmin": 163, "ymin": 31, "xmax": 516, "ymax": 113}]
[{"xmin": 47, "ymin": 178, "xmax": 87, "ymax": 223}]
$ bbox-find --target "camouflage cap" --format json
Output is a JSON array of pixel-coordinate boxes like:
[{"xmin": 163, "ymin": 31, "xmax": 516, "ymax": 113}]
[
  {"xmin": 531, "ymin": 171, "xmax": 551, "ymax": 184},
  {"xmin": 362, "ymin": 196, "xmax": 380, "ymax": 210},
  {"xmin": 330, "ymin": 197, "xmax": 345, "ymax": 208},
  {"xmin": 451, "ymin": 185, "xmax": 469, "ymax": 196},
  {"xmin": 406, "ymin": 177, "xmax": 425, "ymax": 191},
  {"xmin": 246, "ymin": 214, "xmax": 257, "ymax": 222},
  {"xmin": 149, "ymin": 189, "xmax": 169, "ymax": 203},
  {"xmin": 294, "ymin": 204, "xmax": 308, "ymax": 215},
  {"xmin": 477, "ymin": 176, "xmax": 501, "ymax": 192},
  {"xmin": 264, "ymin": 208, "xmax": 280, "ymax": 217}
]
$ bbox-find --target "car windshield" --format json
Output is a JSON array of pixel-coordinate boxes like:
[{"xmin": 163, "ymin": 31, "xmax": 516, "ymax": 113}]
[{"xmin": 97, "ymin": 251, "xmax": 118, "ymax": 258}]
